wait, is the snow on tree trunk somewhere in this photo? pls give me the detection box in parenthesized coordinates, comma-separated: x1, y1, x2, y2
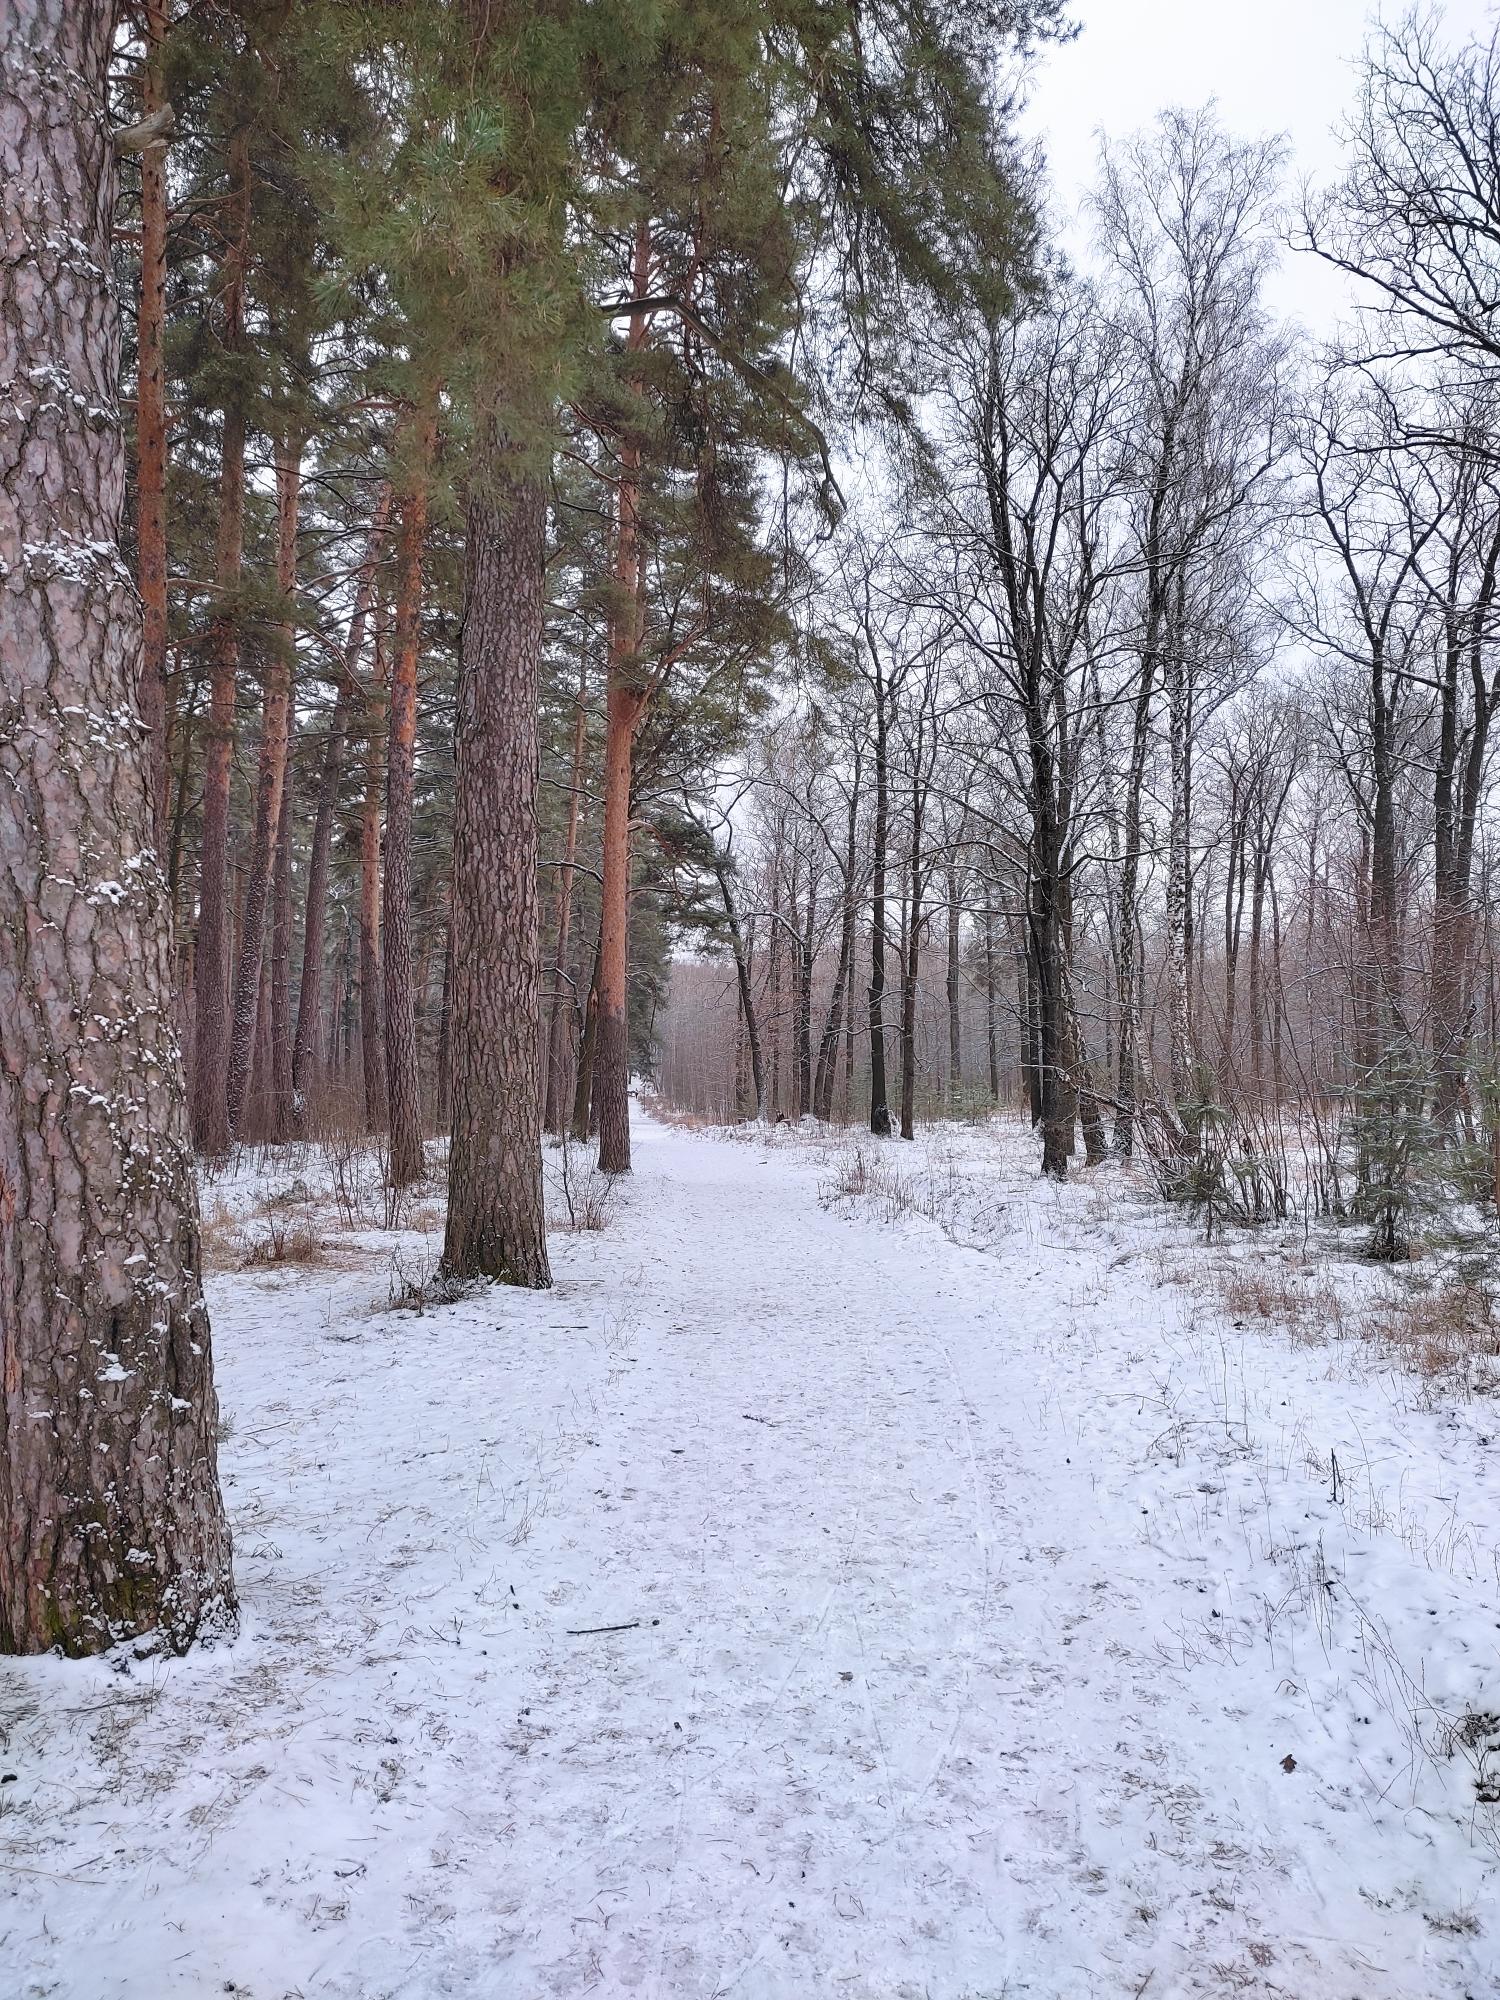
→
(0, 0, 236, 1655)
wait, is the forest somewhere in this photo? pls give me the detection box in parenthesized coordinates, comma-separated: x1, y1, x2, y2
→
(3, 1, 1500, 1995)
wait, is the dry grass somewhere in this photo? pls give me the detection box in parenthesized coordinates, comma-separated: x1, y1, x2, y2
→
(1207, 1251, 1500, 1388)
(1218, 1265, 1349, 1345)
(1369, 1275, 1500, 1384)
(818, 1143, 920, 1221)
(634, 1092, 714, 1132)
(237, 1216, 326, 1269)
(552, 1144, 615, 1231)
(198, 1198, 241, 1275)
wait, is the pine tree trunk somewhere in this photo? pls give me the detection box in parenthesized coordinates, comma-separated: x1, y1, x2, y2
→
(383, 417, 433, 1188)
(571, 933, 602, 1144)
(359, 635, 386, 1134)
(596, 674, 646, 1172)
(135, 0, 170, 838)
(190, 120, 251, 1158)
(435, 918, 454, 1130)
(543, 657, 588, 1133)
(595, 226, 652, 1176)
(441, 459, 550, 1286)
(248, 950, 273, 1137)
(293, 486, 389, 1103)
(0, 0, 235, 1655)
(225, 437, 298, 1136)
(268, 763, 294, 1141)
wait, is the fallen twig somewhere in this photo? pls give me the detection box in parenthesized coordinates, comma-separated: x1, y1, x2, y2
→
(565, 1621, 641, 1636)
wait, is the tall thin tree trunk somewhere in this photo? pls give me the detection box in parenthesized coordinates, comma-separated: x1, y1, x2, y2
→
(1022, 940, 1042, 1126)
(983, 897, 1000, 1103)
(814, 787, 859, 1123)
(190, 120, 251, 1158)
(1248, 838, 1268, 1100)
(293, 485, 390, 1102)
(899, 892, 921, 1141)
(595, 670, 646, 1169)
(268, 761, 294, 1141)
(596, 223, 652, 1176)
(226, 436, 299, 1136)
(1221, 799, 1246, 1092)
(435, 916, 454, 1131)
(383, 415, 434, 1188)
(713, 851, 764, 1118)
(441, 457, 551, 1287)
(1164, 643, 1194, 1119)
(946, 862, 962, 1103)
(543, 656, 589, 1133)
(868, 688, 892, 1136)
(359, 629, 386, 1133)
(0, 0, 235, 1655)
(1114, 669, 1154, 1156)
(571, 929, 602, 1144)
(797, 873, 817, 1118)
(1032, 836, 1076, 1180)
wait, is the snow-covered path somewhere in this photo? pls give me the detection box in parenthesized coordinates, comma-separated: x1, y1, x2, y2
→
(2, 1115, 1496, 1998)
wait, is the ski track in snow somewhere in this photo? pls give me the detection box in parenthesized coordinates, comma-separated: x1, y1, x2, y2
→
(2, 1113, 1497, 1998)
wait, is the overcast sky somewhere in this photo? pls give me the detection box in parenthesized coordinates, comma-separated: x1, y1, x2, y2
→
(1019, 0, 1498, 333)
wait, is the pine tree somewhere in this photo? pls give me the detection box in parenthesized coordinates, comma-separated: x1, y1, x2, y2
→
(0, 0, 235, 1656)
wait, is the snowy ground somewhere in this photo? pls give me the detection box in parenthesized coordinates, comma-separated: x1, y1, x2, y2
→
(3, 1111, 1498, 1999)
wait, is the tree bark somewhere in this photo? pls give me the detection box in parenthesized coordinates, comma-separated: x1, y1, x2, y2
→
(945, 861, 962, 1102)
(383, 414, 434, 1188)
(543, 655, 589, 1133)
(359, 628, 386, 1133)
(225, 435, 298, 1137)
(190, 117, 251, 1158)
(899, 890, 920, 1141)
(1164, 636, 1195, 1120)
(983, 896, 1000, 1103)
(595, 671, 646, 1171)
(267, 755, 294, 1141)
(713, 848, 765, 1119)
(135, 0, 170, 839)
(814, 765, 860, 1122)
(441, 458, 551, 1287)
(796, 866, 817, 1119)
(867, 674, 892, 1136)
(1113, 654, 1156, 1155)
(595, 223, 653, 1176)
(570, 928, 602, 1144)
(0, 0, 235, 1655)
(293, 485, 389, 1104)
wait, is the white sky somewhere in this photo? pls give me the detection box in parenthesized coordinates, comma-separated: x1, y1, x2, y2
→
(1019, 0, 1499, 334)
